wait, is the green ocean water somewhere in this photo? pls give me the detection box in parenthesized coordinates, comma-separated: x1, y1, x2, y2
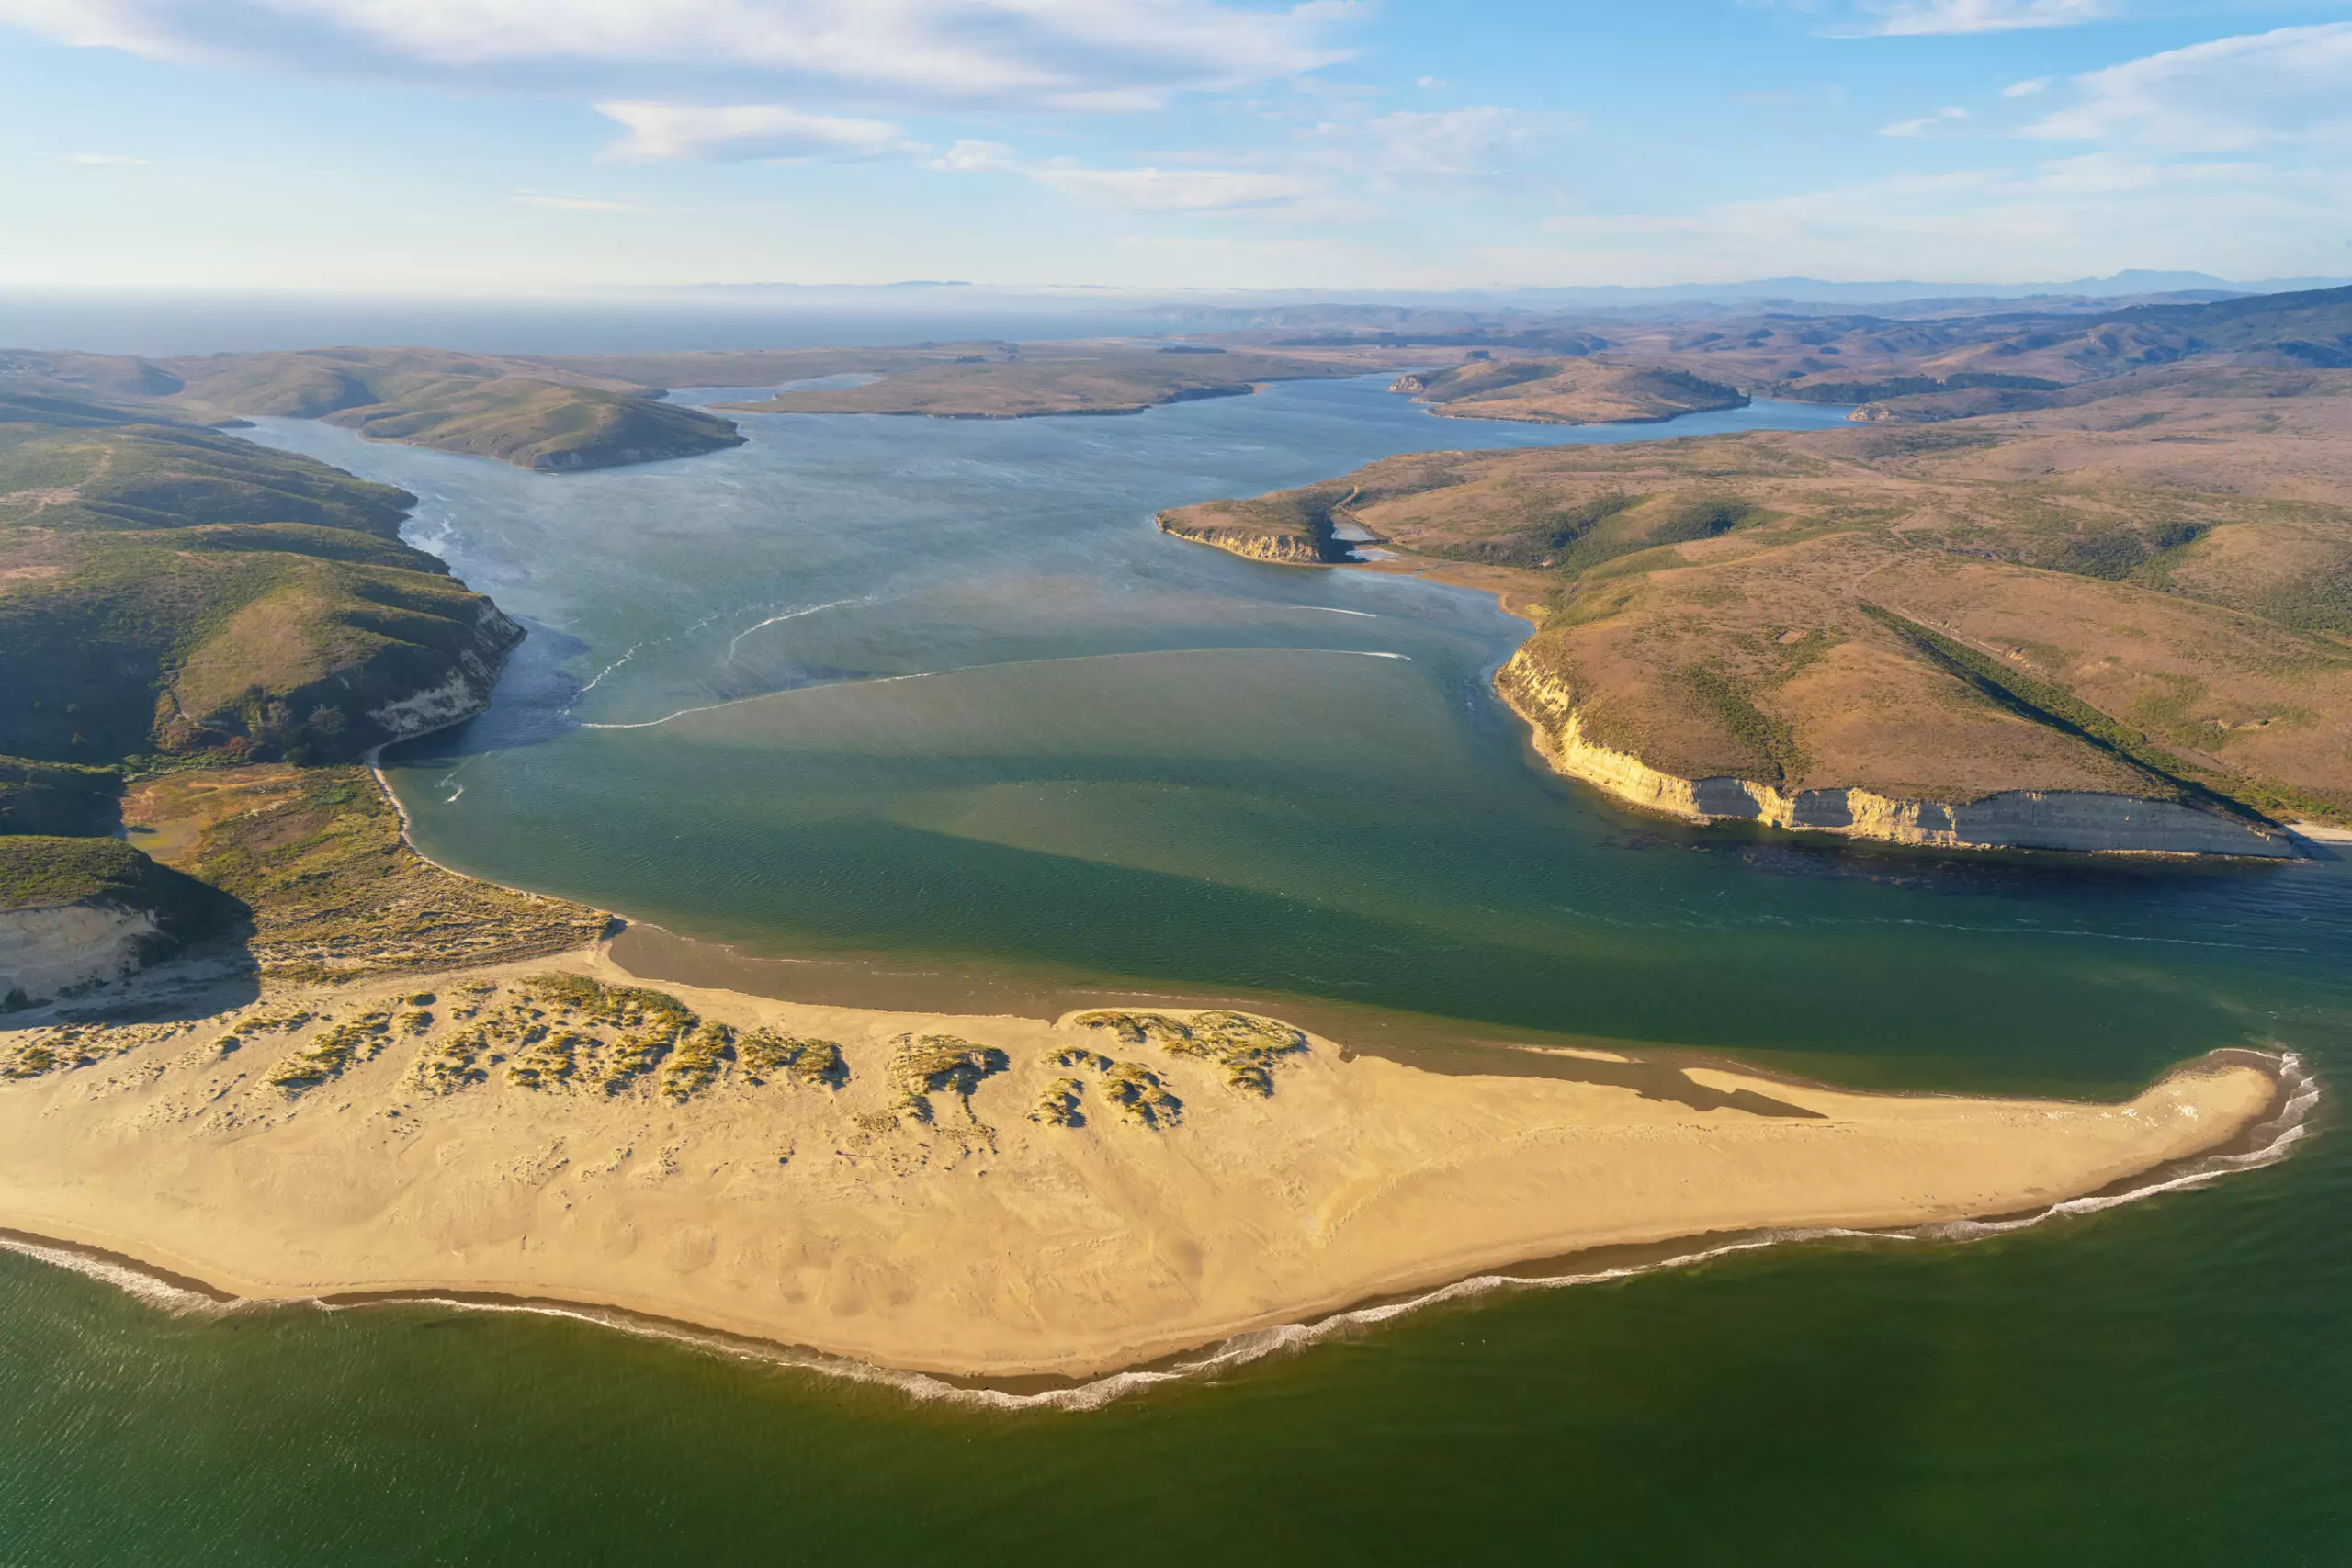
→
(5, 379, 2346, 1563)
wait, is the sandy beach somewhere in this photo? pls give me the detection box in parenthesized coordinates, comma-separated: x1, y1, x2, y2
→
(0, 946, 2282, 1379)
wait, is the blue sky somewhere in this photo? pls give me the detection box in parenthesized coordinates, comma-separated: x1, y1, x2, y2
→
(2, 0, 2348, 290)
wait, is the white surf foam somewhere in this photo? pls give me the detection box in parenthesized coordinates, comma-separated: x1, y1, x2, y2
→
(11, 1056, 2307, 1410)
(725, 596, 870, 660)
(0, 1235, 232, 1316)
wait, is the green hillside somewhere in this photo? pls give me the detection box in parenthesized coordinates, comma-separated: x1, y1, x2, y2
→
(322, 374, 745, 468)
(0, 756, 122, 836)
(161, 349, 745, 469)
(0, 410, 518, 768)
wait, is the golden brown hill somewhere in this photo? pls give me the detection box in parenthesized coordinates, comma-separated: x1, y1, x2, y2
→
(1391, 359, 1747, 425)
(1611, 285, 2352, 404)
(1159, 370, 2352, 853)
(157, 349, 745, 470)
(713, 341, 1366, 418)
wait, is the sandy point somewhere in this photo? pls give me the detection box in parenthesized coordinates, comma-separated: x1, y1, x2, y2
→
(0, 945, 2292, 1381)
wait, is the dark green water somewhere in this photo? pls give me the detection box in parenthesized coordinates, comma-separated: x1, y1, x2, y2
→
(5, 380, 2346, 1562)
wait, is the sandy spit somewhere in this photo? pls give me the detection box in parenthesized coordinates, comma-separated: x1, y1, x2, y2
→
(0, 947, 2280, 1380)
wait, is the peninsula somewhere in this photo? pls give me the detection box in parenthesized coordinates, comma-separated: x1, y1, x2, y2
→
(708, 340, 1375, 419)
(0, 920, 2283, 1379)
(0, 318, 2307, 1382)
(1159, 290, 2352, 855)
(4, 736, 2283, 1380)
(1391, 358, 1747, 425)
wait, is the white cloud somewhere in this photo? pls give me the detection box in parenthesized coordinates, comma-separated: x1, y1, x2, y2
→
(1853, 0, 2108, 37)
(0, 0, 1358, 113)
(929, 139, 1019, 173)
(2002, 76, 2052, 96)
(926, 104, 1553, 218)
(596, 101, 915, 162)
(2026, 23, 2352, 152)
(924, 136, 1319, 212)
(512, 190, 642, 211)
(1026, 162, 1316, 212)
(61, 152, 147, 164)
(1415, 74, 1448, 89)
(1314, 105, 1551, 177)
(1521, 153, 2351, 283)
(1878, 105, 1967, 137)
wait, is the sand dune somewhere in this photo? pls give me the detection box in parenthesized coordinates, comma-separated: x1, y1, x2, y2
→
(0, 947, 2280, 1379)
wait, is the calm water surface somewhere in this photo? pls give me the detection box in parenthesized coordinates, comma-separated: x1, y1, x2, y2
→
(5, 379, 2346, 1563)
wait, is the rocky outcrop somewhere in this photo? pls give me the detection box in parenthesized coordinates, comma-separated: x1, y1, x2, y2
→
(363, 602, 525, 742)
(1496, 649, 2294, 858)
(1155, 513, 1338, 565)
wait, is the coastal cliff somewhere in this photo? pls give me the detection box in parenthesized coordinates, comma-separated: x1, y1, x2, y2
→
(0, 837, 238, 1008)
(1155, 510, 1340, 565)
(1495, 649, 2293, 857)
(358, 600, 525, 743)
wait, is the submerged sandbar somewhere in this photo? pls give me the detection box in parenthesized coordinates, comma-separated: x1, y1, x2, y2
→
(0, 948, 2281, 1380)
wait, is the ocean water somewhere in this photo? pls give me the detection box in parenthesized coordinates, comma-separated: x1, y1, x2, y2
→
(5, 379, 2348, 1562)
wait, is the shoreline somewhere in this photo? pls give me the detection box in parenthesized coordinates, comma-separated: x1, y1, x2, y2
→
(0, 1043, 2313, 1406)
(1155, 523, 2310, 861)
(0, 943, 2298, 1384)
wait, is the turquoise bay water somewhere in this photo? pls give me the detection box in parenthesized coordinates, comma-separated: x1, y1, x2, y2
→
(5, 379, 2348, 1562)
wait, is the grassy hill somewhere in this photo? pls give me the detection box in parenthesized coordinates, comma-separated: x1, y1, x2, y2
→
(0, 756, 124, 836)
(1161, 369, 2352, 829)
(1393, 359, 1747, 425)
(1592, 285, 2352, 404)
(717, 343, 1363, 418)
(0, 407, 519, 768)
(159, 349, 745, 470)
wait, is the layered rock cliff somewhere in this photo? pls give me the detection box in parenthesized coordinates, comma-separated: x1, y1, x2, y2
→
(1155, 511, 1340, 565)
(1496, 649, 2294, 857)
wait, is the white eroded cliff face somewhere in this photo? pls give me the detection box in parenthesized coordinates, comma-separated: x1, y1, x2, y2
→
(0, 903, 163, 1006)
(365, 603, 524, 741)
(1155, 514, 1332, 565)
(1495, 649, 2293, 858)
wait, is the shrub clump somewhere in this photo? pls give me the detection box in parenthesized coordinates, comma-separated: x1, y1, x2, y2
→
(740, 1030, 848, 1089)
(889, 1033, 1009, 1122)
(267, 1010, 392, 1090)
(1098, 1062, 1183, 1128)
(1070, 1010, 1308, 1096)
(659, 1021, 736, 1101)
(1030, 1076, 1087, 1127)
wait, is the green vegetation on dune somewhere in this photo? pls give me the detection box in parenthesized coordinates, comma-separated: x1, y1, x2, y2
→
(135, 766, 606, 983)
